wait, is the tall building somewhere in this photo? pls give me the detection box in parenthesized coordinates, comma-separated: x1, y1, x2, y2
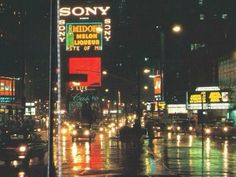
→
(186, 0, 236, 90)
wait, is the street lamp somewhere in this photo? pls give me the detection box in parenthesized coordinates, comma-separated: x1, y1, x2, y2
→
(143, 85, 149, 90)
(172, 24, 183, 33)
(102, 70, 108, 75)
(156, 24, 183, 101)
(143, 68, 151, 74)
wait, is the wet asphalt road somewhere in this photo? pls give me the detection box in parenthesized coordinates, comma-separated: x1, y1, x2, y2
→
(55, 132, 175, 177)
(153, 132, 236, 177)
(1, 130, 236, 177)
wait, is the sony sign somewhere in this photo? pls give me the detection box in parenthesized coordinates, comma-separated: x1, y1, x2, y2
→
(60, 6, 110, 17)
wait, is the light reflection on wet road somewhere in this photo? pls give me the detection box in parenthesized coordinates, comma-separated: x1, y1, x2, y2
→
(55, 132, 174, 177)
(53, 130, 236, 177)
(1, 130, 236, 177)
(153, 133, 236, 177)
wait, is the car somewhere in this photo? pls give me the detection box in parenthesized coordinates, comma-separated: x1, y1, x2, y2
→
(71, 123, 96, 142)
(171, 120, 196, 134)
(0, 129, 48, 168)
(202, 122, 236, 139)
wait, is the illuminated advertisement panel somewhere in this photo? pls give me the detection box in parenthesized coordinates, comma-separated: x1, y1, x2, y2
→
(68, 57, 101, 87)
(0, 78, 15, 96)
(188, 92, 206, 104)
(154, 75, 161, 95)
(66, 22, 103, 51)
(59, 6, 112, 52)
(187, 91, 232, 110)
(0, 78, 16, 103)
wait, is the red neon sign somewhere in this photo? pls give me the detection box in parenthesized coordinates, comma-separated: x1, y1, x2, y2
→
(69, 57, 101, 87)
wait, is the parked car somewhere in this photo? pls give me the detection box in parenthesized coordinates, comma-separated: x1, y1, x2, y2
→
(71, 123, 96, 142)
(0, 129, 48, 167)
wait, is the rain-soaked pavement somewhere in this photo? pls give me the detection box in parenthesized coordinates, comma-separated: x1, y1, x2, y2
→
(153, 132, 236, 177)
(55, 132, 177, 177)
(54, 130, 236, 177)
(1, 129, 236, 177)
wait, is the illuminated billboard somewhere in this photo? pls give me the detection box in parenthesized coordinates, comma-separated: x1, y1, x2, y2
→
(0, 78, 15, 96)
(154, 75, 161, 101)
(68, 57, 101, 88)
(0, 77, 16, 103)
(59, 5, 111, 52)
(187, 91, 232, 110)
(66, 22, 103, 51)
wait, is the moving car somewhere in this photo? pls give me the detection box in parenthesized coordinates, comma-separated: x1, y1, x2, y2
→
(171, 120, 196, 134)
(203, 121, 236, 139)
(71, 123, 96, 142)
(0, 129, 48, 167)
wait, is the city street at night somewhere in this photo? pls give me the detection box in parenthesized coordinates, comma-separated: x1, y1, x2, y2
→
(55, 124, 236, 177)
(1, 0, 236, 176)
(1, 122, 236, 177)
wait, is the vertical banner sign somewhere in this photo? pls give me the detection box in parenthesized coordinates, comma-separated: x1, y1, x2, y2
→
(154, 75, 161, 95)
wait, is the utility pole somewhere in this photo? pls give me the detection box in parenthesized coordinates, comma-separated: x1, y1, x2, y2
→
(160, 31, 165, 101)
(201, 92, 205, 176)
(48, 0, 57, 176)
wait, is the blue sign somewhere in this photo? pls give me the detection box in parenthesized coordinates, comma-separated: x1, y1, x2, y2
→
(0, 96, 15, 103)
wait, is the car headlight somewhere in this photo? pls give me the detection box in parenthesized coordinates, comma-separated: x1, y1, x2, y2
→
(167, 126, 172, 130)
(189, 126, 193, 131)
(37, 128, 41, 132)
(84, 130, 90, 136)
(72, 130, 77, 135)
(177, 126, 181, 131)
(223, 126, 228, 132)
(19, 145, 27, 152)
(205, 128, 211, 134)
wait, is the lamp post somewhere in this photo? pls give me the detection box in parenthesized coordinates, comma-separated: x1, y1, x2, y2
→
(156, 24, 183, 101)
(201, 92, 205, 176)
(48, 0, 58, 176)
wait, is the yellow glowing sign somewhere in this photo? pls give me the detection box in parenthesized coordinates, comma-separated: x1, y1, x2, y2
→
(189, 92, 206, 104)
(158, 101, 166, 110)
(188, 91, 229, 105)
(66, 23, 103, 51)
(208, 91, 221, 103)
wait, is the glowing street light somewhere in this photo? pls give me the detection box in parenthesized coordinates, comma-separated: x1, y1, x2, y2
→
(144, 85, 149, 90)
(156, 24, 183, 101)
(102, 70, 108, 75)
(143, 68, 151, 74)
(172, 24, 183, 33)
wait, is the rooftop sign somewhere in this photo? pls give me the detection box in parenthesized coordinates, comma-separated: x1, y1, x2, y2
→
(60, 6, 110, 17)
